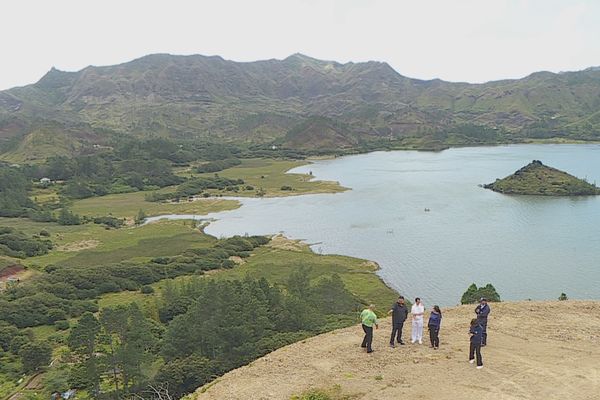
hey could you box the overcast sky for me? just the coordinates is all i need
[1,0,599,90]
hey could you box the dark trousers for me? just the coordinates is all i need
[469,342,483,366]
[428,325,440,348]
[480,320,488,345]
[361,324,373,352]
[390,322,404,344]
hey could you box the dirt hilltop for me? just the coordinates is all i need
[195,301,600,400]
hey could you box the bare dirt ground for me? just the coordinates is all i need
[195,301,600,400]
[0,265,24,281]
[56,239,100,252]
[266,235,307,252]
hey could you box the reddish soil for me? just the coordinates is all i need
[0,264,25,281]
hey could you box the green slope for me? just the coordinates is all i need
[484,160,600,196]
[1,53,600,159]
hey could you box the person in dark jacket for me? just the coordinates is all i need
[427,305,442,349]
[469,318,484,368]
[475,297,491,346]
[388,296,408,347]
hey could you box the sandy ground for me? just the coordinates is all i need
[195,301,600,400]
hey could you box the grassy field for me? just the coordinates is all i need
[0,218,216,268]
[98,235,397,314]
[71,190,239,219]
[180,158,347,197]
[69,159,344,221]
[212,237,397,309]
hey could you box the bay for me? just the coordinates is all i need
[150,144,600,306]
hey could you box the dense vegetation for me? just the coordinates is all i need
[0,226,53,258]
[0,229,376,400]
[484,160,600,196]
[145,176,246,202]
[2,53,600,163]
[460,283,501,304]
[196,158,242,173]
[61,268,362,399]
[0,165,37,217]
[0,235,268,329]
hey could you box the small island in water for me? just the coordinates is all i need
[484,160,600,196]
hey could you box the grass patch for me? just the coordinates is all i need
[29,324,57,341]
[97,290,151,309]
[212,241,396,310]
[0,218,216,268]
[291,385,354,400]
[71,190,239,219]
[191,158,346,197]
[59,230,213,267]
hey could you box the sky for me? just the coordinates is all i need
[1,0,599,90]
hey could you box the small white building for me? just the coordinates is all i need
[40,177,51,184]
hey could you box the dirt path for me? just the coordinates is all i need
[195,301,600,400]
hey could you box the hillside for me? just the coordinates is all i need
[195,301,600,400]
[484,160,600,195]
[2,54,600,159]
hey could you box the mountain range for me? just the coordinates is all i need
[1,53,600,161]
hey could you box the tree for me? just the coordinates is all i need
[19,341,52,373]
[135,209,147,225]
[57,208,81,226]
[119,304,158,391]
[68,312,101,397]
[460,283,501,304]
[558,292,568,301]
[100,304,158,394]
[154,355,214,398]
[287,266,311,298]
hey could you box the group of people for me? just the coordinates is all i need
[360,296,491,369]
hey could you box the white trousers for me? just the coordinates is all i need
[411,319,423,342]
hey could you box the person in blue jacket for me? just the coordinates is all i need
[475,297,490,346]
[469,318,484,368]
[427,305,442,349]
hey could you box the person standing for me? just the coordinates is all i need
[475,297,490,346]
[469,318,484,369]
[427,305,442,349]
[411,297,425,344]
[360,304,379,353]
[388,296,408,347]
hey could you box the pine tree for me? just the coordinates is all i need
[68,312,101,397]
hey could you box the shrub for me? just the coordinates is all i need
[558,292,568,301]
[280,185,293,191]
[57,208,81,226]
[140,285,155,294]
[54,320,70,330]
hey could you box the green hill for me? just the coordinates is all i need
[484,160,600,196]
[2,53,600,159]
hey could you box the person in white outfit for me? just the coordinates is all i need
[411,297,425,344]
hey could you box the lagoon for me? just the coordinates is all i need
[151,144,600,306]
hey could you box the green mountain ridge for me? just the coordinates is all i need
[1,53,600,159]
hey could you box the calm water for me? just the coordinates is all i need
[150,145,600,306]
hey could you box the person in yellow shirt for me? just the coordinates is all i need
[360,304,379,353]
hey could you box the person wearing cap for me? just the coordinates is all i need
[475,297,490,346]
[360,304,379,353]
[387,296,408,347]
